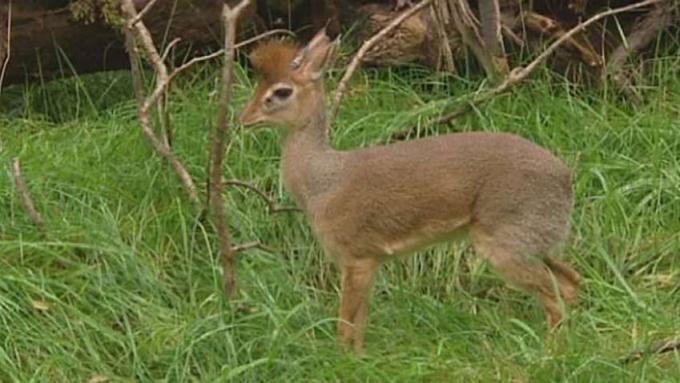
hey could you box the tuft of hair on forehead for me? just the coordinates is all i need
[249,39,299,82]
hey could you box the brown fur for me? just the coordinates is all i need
[249,39,299,83]
[239,30,581,353]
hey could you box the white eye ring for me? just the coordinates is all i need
[267,83,294,103]
[272,87,293,99]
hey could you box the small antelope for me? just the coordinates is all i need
[239,29,580,352]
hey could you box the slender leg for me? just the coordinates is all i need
[471,229,568,327]
[337,257,380,352]
[543,255,580,304]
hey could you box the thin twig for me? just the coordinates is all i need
[124,2,169,116]
[449,0,506,81]
[208,0,253,299]
[621,337,680,364]
[430,1,455,72]
[0,0,12,94]
[235,28,295,50]
[122,0,200,205]
[607,0,672,73]
[231,241,275,253]
[605,0,674,104]
[330,0,432,120]
[12,158,45,232]
[167,29,293,85]
[127,34,145,107]
[130,0,160,26]
[158,91,172,147]
[477,0,509,78]
[161,37,182,61]
[224,180,302,214]
[523,11,602,67]
[501,24,524,48]
[391,0,662,140]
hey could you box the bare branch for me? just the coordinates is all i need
[208,0,253,299]
[234,28,295,50]
[510,0,660,89]
[161,37,182,62]
[449,0,507,81]
[478,0,509,76]
[430,0,455,72]
[12,158,45,232]
[121,0,200,205]
[523,11,602,67]
[123,3,169,115]
[478,0,502,56]
[607,1,672,72]
[224,180,302,214]
[0,0,12,95]
[622,337,680,364]
[501,23,524,47]
[391,0,662,140]
[166,29,293,85]
[127,34,146,107]
[158,91,172,148]
[130,0,160,26]
[330,0,433,120]
[231,241,275,253]
[605,0,674,103]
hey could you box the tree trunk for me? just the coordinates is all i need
[0,0,675,87]
[2,0,226,86]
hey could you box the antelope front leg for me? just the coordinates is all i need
[337,258,379,353]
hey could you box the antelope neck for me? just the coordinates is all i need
[280,104,344,210]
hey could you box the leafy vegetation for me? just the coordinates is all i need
[1,48,679,381]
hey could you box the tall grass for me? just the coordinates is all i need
[1,47,679,381]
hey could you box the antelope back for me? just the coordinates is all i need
[239,30,339,128]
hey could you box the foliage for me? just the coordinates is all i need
[68,0,123,26]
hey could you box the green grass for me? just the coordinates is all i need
[1,49,680,382]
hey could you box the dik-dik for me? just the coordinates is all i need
[239,29,581,352]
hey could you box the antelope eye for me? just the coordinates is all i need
[273,87,293,99]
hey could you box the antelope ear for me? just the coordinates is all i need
[291,28,339,81]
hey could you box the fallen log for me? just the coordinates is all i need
[0,0,231,86]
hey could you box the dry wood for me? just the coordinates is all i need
[523,11,602,67]
[605,0,675,103]
[231,241,275,253]
[224,180,302,214]
[124,0,278,298]
[607,0,673,72]
[12,158,45,232]
[478,0,509,77]
[449,0,506,81]
[391,0,662,140]
[122,0,200,205]
[501,23,524,47]
[2,1,231,86]
[621,336,680,364]
[430,0,455,72]
[158,92,172,148]
[330,0,433,120]
[161,37,181,62]
[130,0,160,26]
[208,0,253,299]
[167,28,293,81]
